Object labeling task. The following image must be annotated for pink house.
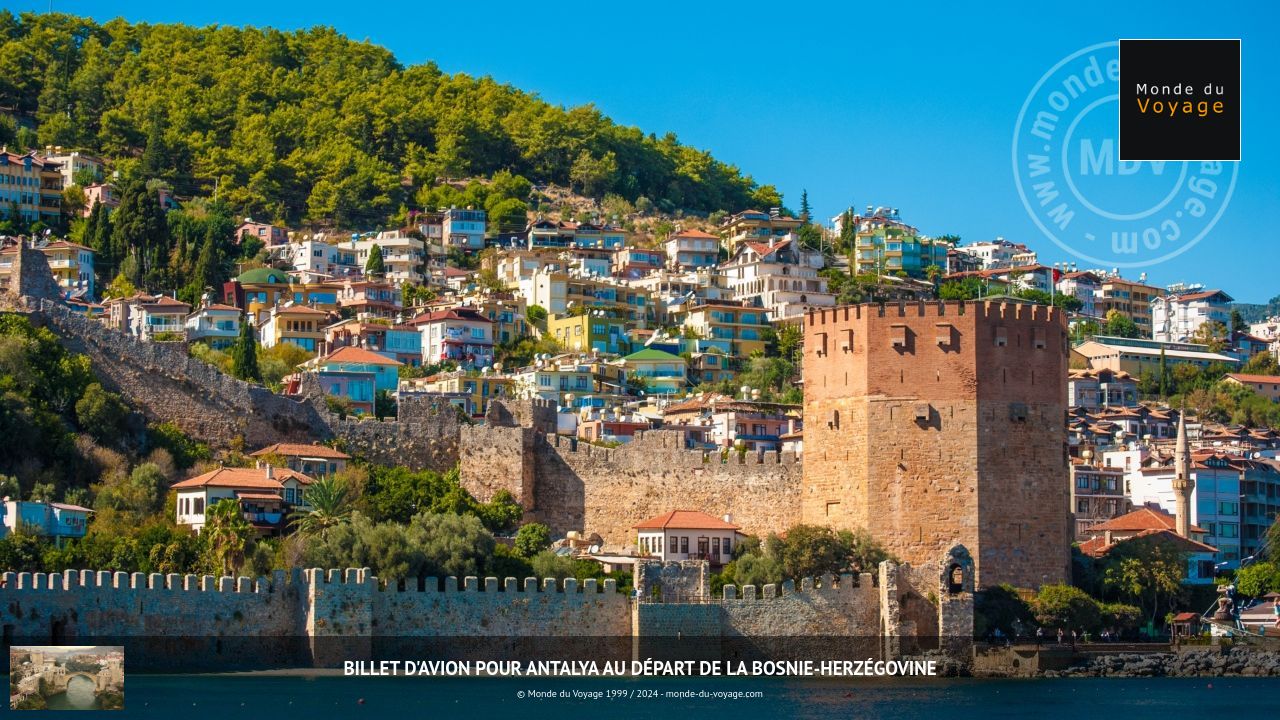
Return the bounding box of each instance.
[81,183,120,217]
[237,220,288,246]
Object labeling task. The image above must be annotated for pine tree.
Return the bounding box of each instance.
[83,201,101,252]
[139,118,171,180]
[110,179,171,290]
[93,206,114,278]
[799,189,811,224]
[231,319,261,382]
[365,243,385,277]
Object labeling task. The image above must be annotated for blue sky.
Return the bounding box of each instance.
[6,0,1277,302]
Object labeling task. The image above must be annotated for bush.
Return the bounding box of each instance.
[975,584,1035,638]
[75,383,130,446]
[1033,584,1104,633]
[514,522,551,558]
[301,511,495,581]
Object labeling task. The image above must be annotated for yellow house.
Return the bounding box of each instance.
[547,311,631,355]
[225,267,340,323]
[399,370,514,417]
[39,240,96,299]
[258,304,329,353]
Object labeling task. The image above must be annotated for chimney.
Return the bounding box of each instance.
[264,465,274,480]
[723,514,732,524]
[1103,529,1113,546]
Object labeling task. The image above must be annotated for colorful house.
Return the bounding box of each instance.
[0,499,90,544]
[312,345,403,394]
[258,304,329,352]
[409,307,495,369]
[248,442,351,477]
[185,302,242,350]
[172,466,313,536]
[621,348,687,395]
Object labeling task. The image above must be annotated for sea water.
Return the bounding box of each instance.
[110,674,1280,719]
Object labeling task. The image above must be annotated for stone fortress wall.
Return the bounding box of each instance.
[459,408,801,546]
[0,550,975,670]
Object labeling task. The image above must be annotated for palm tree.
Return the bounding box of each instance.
[203,498,252,577]
[290,474,352,536]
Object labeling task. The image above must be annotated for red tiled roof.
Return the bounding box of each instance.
[250,443,351,460]
[1224,373,1280,385]
[171,466,313,490]
[406,307,493,325]
[1080,528,1218,558]
[199,303,241,312]
[1167,289,1231,303]
[323,345,402,366]
[633,510,740,531]
[1089,506,1206,534]
[743,239,793,258]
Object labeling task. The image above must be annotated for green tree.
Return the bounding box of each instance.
[74,382,129,445]
[110,179,171,290]
[1033,584,1103,632]
[1230,308,1247,333]
[1191,321,1228,353]
[230,320,261,382]
[1101,539,1187,627]
[1104,309,1140,339]
[291,473,353,536]
[514,522,552,558]
[1158,347,1170,397]
[203,498,253,576]
[798,189,811,223]
[1235,561,1280,598]
[138,117,172,180]
[365,243,385,277]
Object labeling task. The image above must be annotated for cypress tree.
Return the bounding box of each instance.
[231,319,261,382]
[1158,347,1170,398]
[799,189,811,224]
[365,243,385,277]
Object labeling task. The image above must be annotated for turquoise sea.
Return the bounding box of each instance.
[92,675,1280,719]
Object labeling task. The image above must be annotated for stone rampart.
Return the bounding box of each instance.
[19,299,460,470]
[1,554,974,670]
[459,412,801,544]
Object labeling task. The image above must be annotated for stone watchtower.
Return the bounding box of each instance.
[801,301,1071,589]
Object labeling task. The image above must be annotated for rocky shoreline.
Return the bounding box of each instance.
[1044,647,1280,678]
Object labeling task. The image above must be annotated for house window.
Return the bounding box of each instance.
[680,537,689,554]
[669,536,678,553]
[723,537,731,556]
[194,497,205,514]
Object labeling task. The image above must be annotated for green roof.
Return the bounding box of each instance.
[237,267,290,284]
[624,348,684,362]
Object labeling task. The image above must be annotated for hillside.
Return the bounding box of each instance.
[0,12,782,227]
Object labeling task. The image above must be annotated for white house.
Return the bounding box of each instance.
[171,466,313,536]
[633,510,741,567]
[185,302,242,349]
[1151,288,1234,343]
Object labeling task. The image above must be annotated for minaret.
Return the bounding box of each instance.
[1172,410,1194,537]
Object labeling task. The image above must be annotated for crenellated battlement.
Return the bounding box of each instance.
[720,572,875,601]
[806,299,1062,327]
[540,430,801,468]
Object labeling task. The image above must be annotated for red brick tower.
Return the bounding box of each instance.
[801,300,1071,589]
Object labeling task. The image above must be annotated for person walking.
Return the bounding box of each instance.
[1057,628,1064,645]
[1035,627,1044,648]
